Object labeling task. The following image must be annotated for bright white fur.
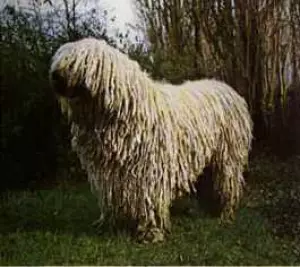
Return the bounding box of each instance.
[50,38,253,242]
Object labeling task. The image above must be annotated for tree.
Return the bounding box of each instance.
[134,0,300,153]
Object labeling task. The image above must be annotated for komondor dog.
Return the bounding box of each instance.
[49,37,253,243]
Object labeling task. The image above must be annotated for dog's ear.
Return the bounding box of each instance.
[51,70,68,96]
[51,70,86,99]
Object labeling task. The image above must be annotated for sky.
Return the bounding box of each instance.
[1,0,138,33]
[102,0,136,31]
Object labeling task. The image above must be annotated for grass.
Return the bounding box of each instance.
[1,154,300,265]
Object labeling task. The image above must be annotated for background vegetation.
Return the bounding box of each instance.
[1,0,300,265]
[135,0,300,152]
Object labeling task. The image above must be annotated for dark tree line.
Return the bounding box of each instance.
[1,0,300,191]
[135,0,300,153]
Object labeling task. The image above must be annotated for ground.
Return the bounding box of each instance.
[1,152,300,265]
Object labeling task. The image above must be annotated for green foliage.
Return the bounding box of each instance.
[1,6,57,190]
[247,153,300,238]
[0,4,115,191]
[1,154,300,265]
[135,0,300,154]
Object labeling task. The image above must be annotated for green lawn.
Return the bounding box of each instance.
[1,154,300,265]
